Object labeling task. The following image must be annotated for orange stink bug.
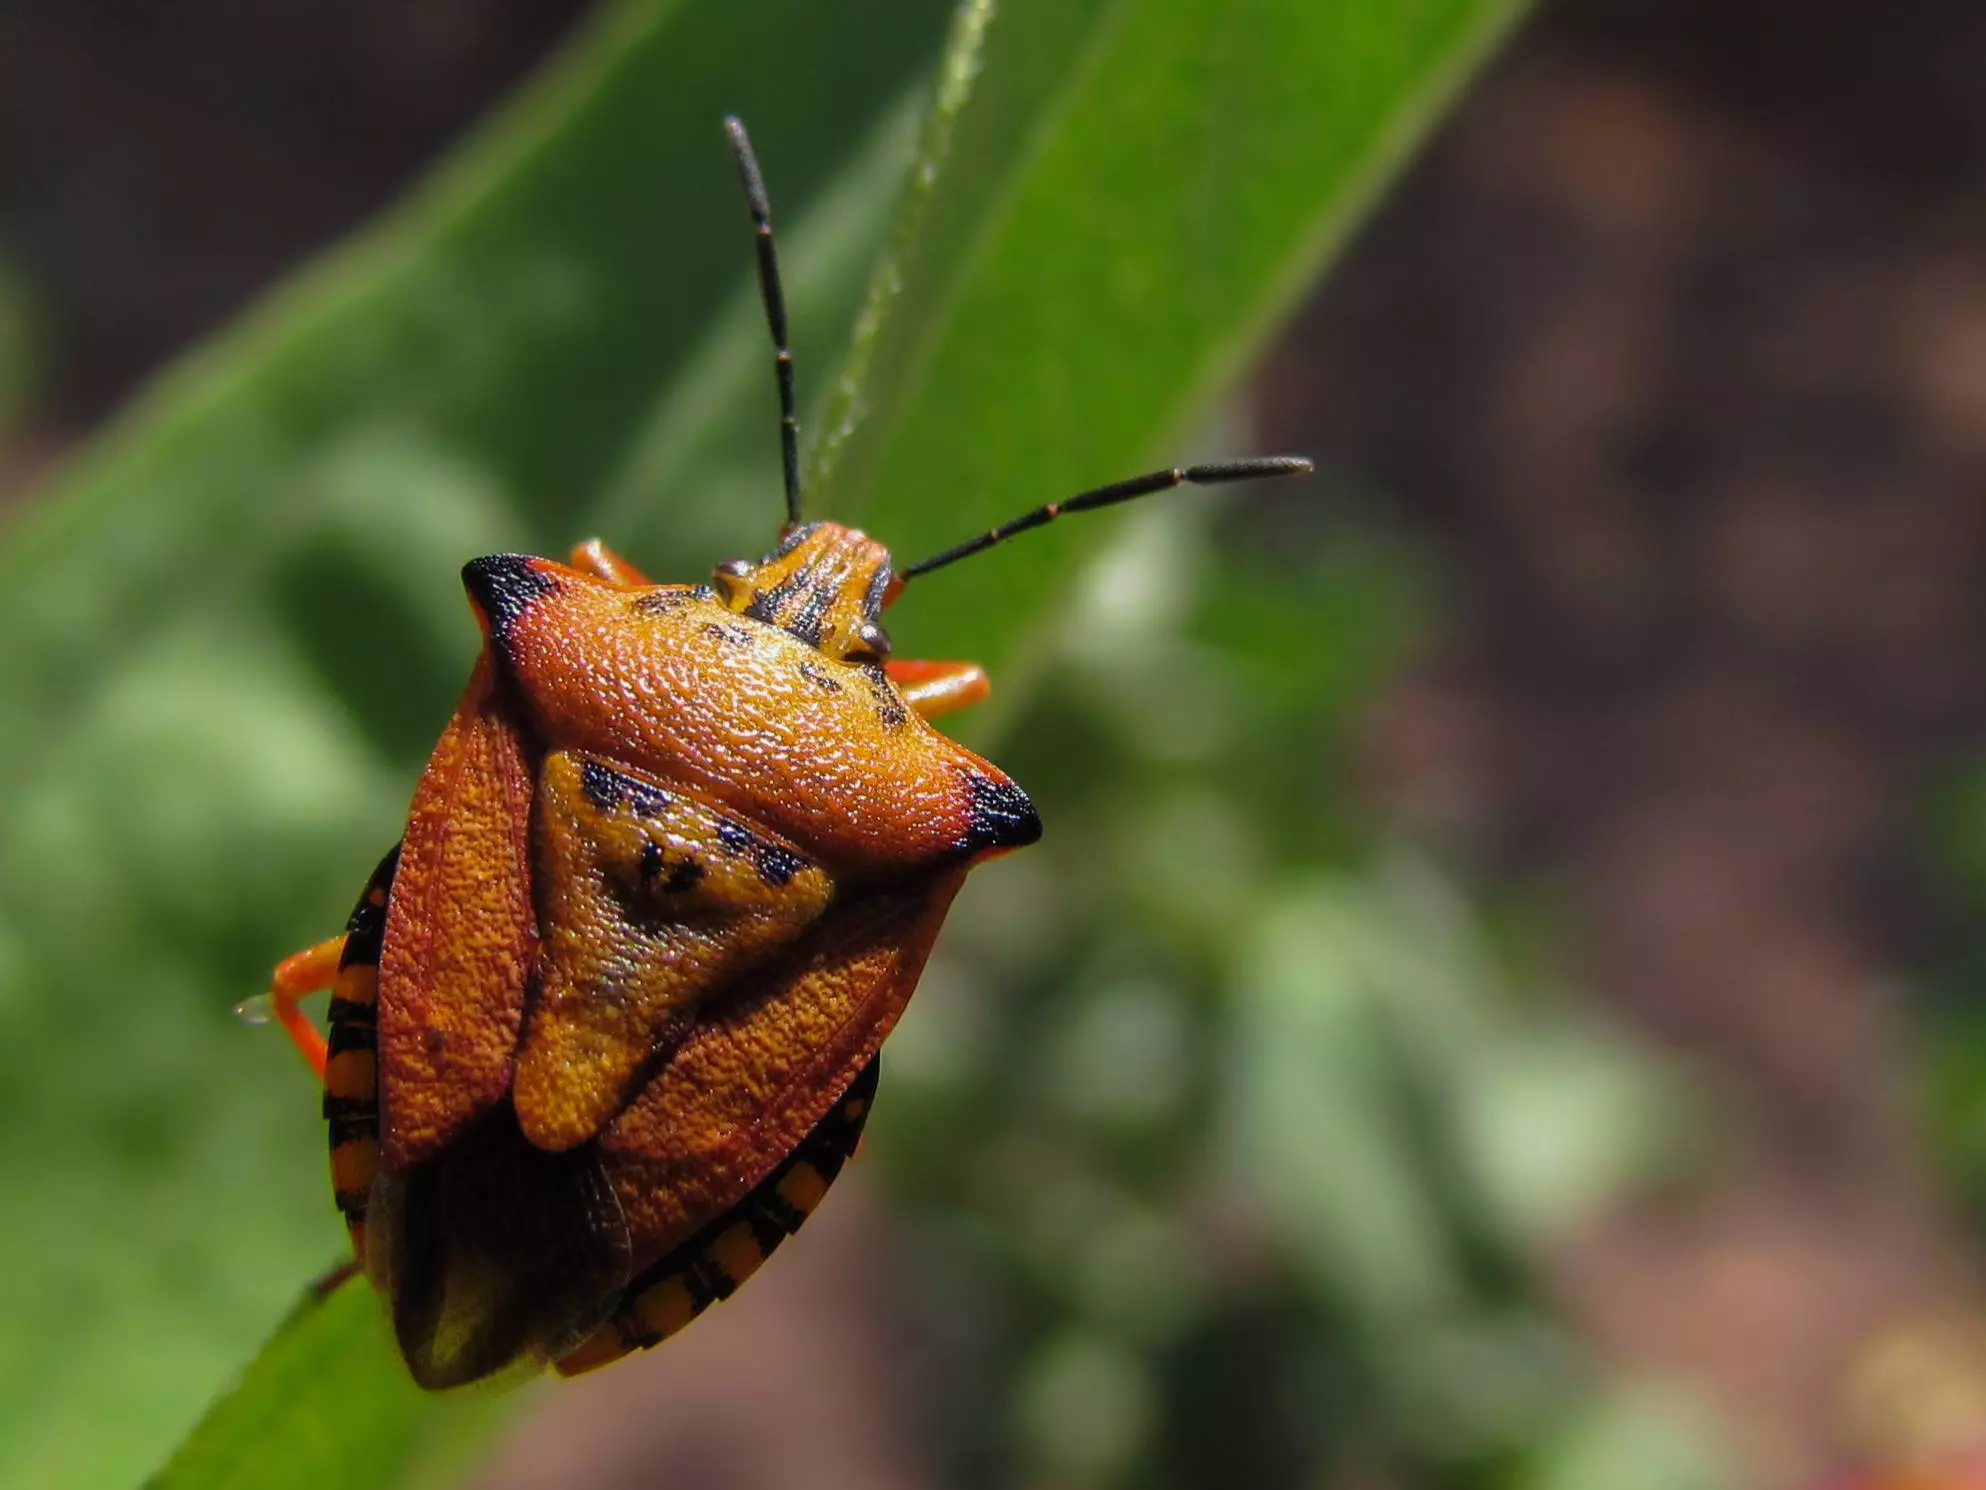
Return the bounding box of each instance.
[255,117,1311,1388]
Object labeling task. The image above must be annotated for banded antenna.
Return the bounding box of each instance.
[898,456,1316,581]
[724,116,803,527]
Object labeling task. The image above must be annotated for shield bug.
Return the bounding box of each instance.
[255,116,1311,1388]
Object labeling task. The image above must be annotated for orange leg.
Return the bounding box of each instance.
[569,538,655,588]
[267,935,346,1080]
[309,1258,364,1301]
[887,659,989,720]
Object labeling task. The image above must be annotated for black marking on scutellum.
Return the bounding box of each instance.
[636,840,706,896]
[462,555,561,643]
[753,841,805,887]
[583,760,669,820]
[582,760,624,813]
[709,818,808,887]
[958,772,1042,855]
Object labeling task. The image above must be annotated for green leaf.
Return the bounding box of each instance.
[148,1281,435,1490]
[0,0,1528,1484]
[815,0,1530,674]
[1521,1386,1737,1490]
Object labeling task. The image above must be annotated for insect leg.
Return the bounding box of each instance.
[567,538,656,588]
[266,935,346,1078]
[886,659,990,720]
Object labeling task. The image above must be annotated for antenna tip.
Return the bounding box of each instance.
[1182,455,1316,486]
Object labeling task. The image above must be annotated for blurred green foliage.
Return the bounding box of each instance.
[0,0,1742,1486]
[1919,768,1986,1230]
[882,498,1723,1489]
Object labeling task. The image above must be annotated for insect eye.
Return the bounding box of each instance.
[844,621,893,665]
[710,558,755,609]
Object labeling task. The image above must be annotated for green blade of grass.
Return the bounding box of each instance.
[147,1281,431,1490]
[814,0,1530,675]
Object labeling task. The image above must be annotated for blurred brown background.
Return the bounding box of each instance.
[1273,3,1986,1482]
[9,2,1986,1487]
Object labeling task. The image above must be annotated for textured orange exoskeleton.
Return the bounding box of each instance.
[260,117,1309,1388]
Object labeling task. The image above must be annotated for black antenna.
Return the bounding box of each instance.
[898,456,1315,581]
[724,116,802,526]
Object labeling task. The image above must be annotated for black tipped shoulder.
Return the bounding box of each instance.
[958,772,1042,856]
[462,554,561,642]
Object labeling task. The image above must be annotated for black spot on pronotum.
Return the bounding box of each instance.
[716,818,756,856]
[798,662,843,694]
[633,589,695,615]
[958,772,1042,855]
[700,621,757,649]
[754,841,805,887]
[864,664,909,730]
[462,555,561,645]
[638,839,665,884]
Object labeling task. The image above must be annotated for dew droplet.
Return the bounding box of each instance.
[233,992,273,1027]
